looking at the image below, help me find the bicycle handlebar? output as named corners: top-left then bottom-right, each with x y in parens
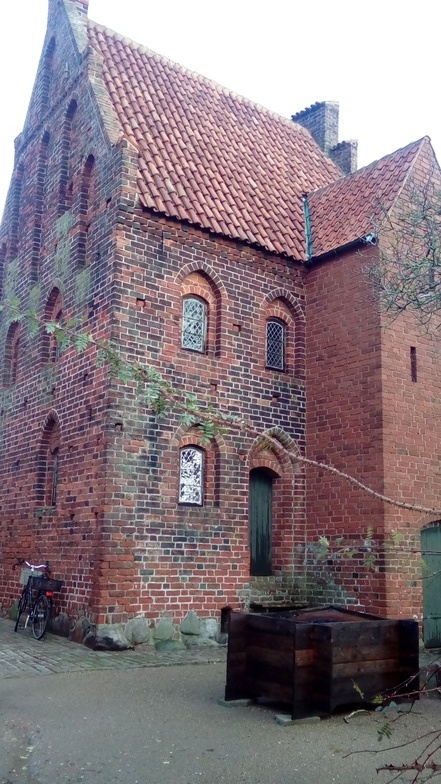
top-left (13, 558), bottom-right (50, 573)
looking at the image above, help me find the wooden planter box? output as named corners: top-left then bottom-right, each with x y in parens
top-left (225, 606), bottom-right (419, 719)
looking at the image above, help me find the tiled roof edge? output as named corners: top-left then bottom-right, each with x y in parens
top-left (309, 136), bottom-right (429, 201)
top-left (385, 136), bottom-right (436, 222)
top-left (87, 20), bottom-right (315, 140)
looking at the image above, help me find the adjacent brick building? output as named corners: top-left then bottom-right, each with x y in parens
top-left (1, 0), bottom-right (440, 644)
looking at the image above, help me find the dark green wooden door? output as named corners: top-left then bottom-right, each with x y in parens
top-left (249, 469), bottom-right (273, 576)
top-left (421, 524), bottom-right (441, 648)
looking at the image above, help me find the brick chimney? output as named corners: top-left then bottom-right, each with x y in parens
top-left (292, 101), bottom-right (358, 175)
top-left (329, 139), bottom-right (358, 177)
top-left (73, 0), bottom-right (89, 14)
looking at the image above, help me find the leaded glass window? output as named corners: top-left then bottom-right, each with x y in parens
top-left (266, 319), bottom-right (285, 370)
top-left (179, 446), bottom-right (204, 505)
top-left (182, 297), bottom-right (207, 352)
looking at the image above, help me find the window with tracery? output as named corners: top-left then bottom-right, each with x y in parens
top-left (266, 318), bottom-right (285, 370)
top-left (179, 446), bottom-right (204, 505)
top-left (181, 297), bottom-right (207, 352)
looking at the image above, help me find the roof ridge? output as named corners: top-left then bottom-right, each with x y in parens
top-left (386, 137), bottom-right (433, 220)
top-left (309, 136), bottom-right (429, 200)
top-left (87, 19), bottom-right (314, 140)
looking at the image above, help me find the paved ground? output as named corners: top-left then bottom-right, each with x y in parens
top-left (1, 616), bottom-right (441, 784)
top-left (0, 617), bottom-right (226, 679)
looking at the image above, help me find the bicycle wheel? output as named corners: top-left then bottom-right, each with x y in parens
top-left (14, 591), bottom-right (29, 632)
top-left (31, 594), bottom-right (50, 640)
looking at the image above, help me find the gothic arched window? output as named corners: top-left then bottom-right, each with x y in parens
top-left (179, 446), bottom-right (204, 505)
top-left (265, 318), bottom-right (286, 370)
top-left (181, 296), bottom-right (207, 353)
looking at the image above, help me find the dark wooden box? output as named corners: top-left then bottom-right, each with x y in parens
top-left (225, 606), bottom-right (419, 719)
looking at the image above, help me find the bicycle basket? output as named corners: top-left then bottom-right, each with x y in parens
top-left (38, 578), bottom-right (64, 592)
top-left (25, 575), bottom-right (64, 592)
top-left (20, 568), bottom-right (43, 585)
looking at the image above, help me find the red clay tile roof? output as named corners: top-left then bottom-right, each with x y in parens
top-left (308, 138), bottom-right (428, 257)
top-left (87, 22), bottom-right (341, 259)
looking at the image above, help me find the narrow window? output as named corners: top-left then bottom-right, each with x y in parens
top-left (50, 304), bottom-right (63, 362)
top-left (410, 347), bottom-right (417, 382)
top-left (11, 329), bottom-right (20, 383)
top-left (49, 447), bottom-right (59, 506)
top-left (41, 38), bottom-right (56, 113)
top-left (266, 319), bottom-right (285, 370)
top-left (0, 242), bottom-right (6, 299)
top-left (58, 100), bottom-right (77, 216)
top-left (31, 132), bottom-right (50, 282)
top-left (43, 289), bottom-right (63, 364)
top-left (179, 446), bottom-right (204, 505)
top-left (3, 322), bottom-right (20, 386)
top-left (182, 297), bottom-right (207, 352)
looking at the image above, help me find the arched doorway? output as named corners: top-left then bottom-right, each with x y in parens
top-left (249, 468), bottom-right (274, 576)
top-left (421, 523), bottom-right (441, 647)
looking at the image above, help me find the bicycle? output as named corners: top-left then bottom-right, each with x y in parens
top-left (13, 558), bottom-right (64, 640)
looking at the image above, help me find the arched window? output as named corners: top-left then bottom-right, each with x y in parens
top-left (77, 154), bottom-right (95, 267)
top-left (58, 100), bottom-right (77, 216)
top-left (181, 296), bottom-right (207, 353)
top-left (179, 446), bottom-right (204, 505)
top-left (42, 288), bottom-right (63, 363)
top-left (265, 318), bottom-right (286, 370)
top-left (48, 446), bottom-right (60, 506)
top-left (50, 300), bottom-right (63, 362)
top-left (0, 242), bottom-right (6, 299)
top-left (3, 321), bottom-right (21, 386)
top-left (9, 164), bottom-right (24, 260)
top-left (31, 132), bottom-right (50, 282)
top-left (37, 413), bottom-right (61, 508)
top-left (41, 38), bottom-right (56, 114)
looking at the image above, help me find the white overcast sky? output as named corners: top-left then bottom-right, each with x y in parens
top-left (1, 0), bottom-right (440, 216)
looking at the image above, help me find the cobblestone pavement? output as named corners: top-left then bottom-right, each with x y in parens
top-left (0, 616), bottom-right (227, 679)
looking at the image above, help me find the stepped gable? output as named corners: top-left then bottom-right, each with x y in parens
top-left (308, 137), bottom-right (428, 258)
top-left (87, 21), bottom-right (341, 260)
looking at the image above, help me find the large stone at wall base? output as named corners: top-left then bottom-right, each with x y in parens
top-left (83, 624), bottom-right (133, 651)
top-left (180, 610), bottom-right (200, 636)
top-left (125, 617), bottom-right (151, 645)
top-left (68, 618), bottom-right (92, 644)
top-left (155, 639), bottom-right (186, 652)
top-left (152, 618), bottom-right (175, 641)
top-left (200, 618), bottom-right (218, 639)
top-left (8, 601), bottom-right (19, 621)
top-left (50, 613), bottom-right (71, 638)
top-left (182, 633), bottom-right (219, 648)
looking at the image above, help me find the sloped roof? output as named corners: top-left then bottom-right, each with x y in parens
top-left (308, 138), bottom-right (428, 258)
top-left (87, 22), bottom-right (341, 259)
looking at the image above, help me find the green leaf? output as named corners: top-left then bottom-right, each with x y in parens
top-left (352, 680), bottom-right (364, 700)
top-left (377, 722), bottom-right (393, 743)
top-left (74, 333), bottom-right (91, 352)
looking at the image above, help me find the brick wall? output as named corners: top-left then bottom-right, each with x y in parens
top-left (0, 2), bottom-right (310, 624)
top-left (0, 1), bottom-right (123, 621)
top-left (306, 240), bottom-right (441, 619)
top-left (306, 243), bottom-right (388, 612)
top-left (91, 208), bottom-right (308, 624)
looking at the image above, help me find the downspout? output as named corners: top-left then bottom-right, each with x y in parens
top-left (302, 193), bottom-right (313, 260)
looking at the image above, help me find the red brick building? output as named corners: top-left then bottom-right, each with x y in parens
top-left (1, 0), bottom-right (440, 645)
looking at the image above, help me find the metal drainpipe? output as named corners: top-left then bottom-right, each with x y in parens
top-left (302, 194), bottom-right (313, 260)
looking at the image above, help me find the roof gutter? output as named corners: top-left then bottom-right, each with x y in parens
top-left (305, 232), bottom-right (377, 266)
